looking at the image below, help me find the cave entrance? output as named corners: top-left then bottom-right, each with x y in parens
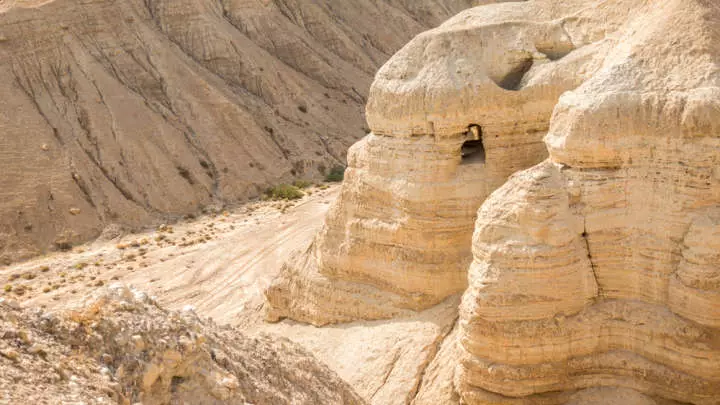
top-left (461, 125), bottom-right (485, 164)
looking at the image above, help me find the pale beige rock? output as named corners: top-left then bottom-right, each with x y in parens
top-left (255, 295), bottom-right (459, 405)
top-left (267, 0), bottom-right (720, 403)
top-left (0, 0), bottom-right (475, 263)
top-left (411, 322), bottom-right (461, 405)
top-left (265, 0), bottom-right (614, 325)
top-left (457, 0), bottom-right (720, 404)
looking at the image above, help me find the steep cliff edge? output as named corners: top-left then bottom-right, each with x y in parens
top-left (0, 0), bottom-right (475, 263)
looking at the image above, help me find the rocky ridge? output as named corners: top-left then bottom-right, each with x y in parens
top-left (457, 0), bottom-right (720, 403)
top-left (266, 0), bottom-right (614, 324)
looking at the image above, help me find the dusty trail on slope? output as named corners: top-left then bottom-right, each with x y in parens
top-left (2, 184), bottom-right (339, 325)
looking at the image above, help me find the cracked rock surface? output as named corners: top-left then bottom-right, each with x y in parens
top-left (458, 0), bottom-right (720, 403)
top-left (265, 0), bottom-right (613, 324)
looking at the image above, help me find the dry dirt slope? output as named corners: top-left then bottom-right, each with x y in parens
top-left (0, 0), bottom-right (477, 262)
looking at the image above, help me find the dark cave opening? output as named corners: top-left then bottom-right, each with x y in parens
top-left (461, 125), bottom-right (485, 164)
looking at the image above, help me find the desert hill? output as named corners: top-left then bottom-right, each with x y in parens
top-left (0, 0), bottom-right (477, 263)
top-left (0, 284), bottom-right (364, 404)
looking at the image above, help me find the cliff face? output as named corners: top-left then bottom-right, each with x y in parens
top-left (265, 0), bottom-right (610, 325)
top-left (458, 0), bottom-right (720, 403)
top-left (267, 0), bottom-right (720, 403)
top-left (0, 0), bottom-right (475, 263)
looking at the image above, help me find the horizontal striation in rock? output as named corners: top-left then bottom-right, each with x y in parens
top-left (264, 0), bottom-right (624, 326)
top-left (458, 0), bottom-right (720, 403)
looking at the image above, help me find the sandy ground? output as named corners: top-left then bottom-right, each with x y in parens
top-left (0, 184), bottom-right (339, 325)
top-left (0, 182), bottom-right (458, 405)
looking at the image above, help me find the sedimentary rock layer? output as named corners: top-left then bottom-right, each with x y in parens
top-left (457, 0), bottom-right (720, 403)
top-left (266, 0), bottom-right (618, 325)
top-left (0, 0), bottom-right (474, 263)
top-left (268, 0), bottom-right (720, 403)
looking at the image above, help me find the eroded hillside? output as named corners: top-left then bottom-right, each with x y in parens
top-left (0, 0), bottom-right (477, 263)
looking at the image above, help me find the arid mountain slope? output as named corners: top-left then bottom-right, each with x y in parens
top-left (0, 0), bottom-right (476, 263)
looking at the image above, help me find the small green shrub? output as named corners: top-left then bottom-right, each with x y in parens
top-left (292, 180), bottom-right (312, 189)
top-left (265, 184), bottom-right (304, 201)
top-left (325, 165), bottom-right (346, 182)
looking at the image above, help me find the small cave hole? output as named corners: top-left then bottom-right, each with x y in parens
top-left (171, 376), bottom-right (185, 393)
top-left (497, 58), bottom-right (534, 91)
top-left (461, 125), bottom-right (485, 164)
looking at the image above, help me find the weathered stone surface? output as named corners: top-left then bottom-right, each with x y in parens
top-left (0, 0), bottom-right (475, 263)
top-left (268, 0), bottom-right (720, 403)
top-left (256, 295), bottom-right (459, 405)
top-left (265, 0), bottom-right (614, 325)
top-left (457, 0), bottom-right (720, 403)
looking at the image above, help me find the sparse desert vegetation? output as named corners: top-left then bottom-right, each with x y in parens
top-left (1, 184), bottom-right (340, 310)
top-left (265, 184), bottom-right (305, 201)
top-left (325, 165), bottom-right (346, 182)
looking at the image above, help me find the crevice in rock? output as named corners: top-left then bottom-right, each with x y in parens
top-left (261, 123), bottom-right (292, 161)
top-left (369, 347), bottom-right (402, 402)
top-left (581, 220), bottom-right (602, 298)
top-left (316, 132), bottom-right (345, 165)
top-left (12, 62), bottom-right (64, 146)
top-left (273, 0), bottom-right (299, 26)
top-left (407, 316), bottom-right (459, 404)
top-left (70, 169), bottom-right (96, 208)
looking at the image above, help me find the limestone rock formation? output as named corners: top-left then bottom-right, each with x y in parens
top-left (0, 285), bottom-right (364, 404)
top-left (265, 0), bottom-right (611, 325)
top-left (0, 0), bottom-right (476, 263)
top-left (267, 0), bottom-right (720, 403)
top-left (456, 0), bottom-right (720, 404)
